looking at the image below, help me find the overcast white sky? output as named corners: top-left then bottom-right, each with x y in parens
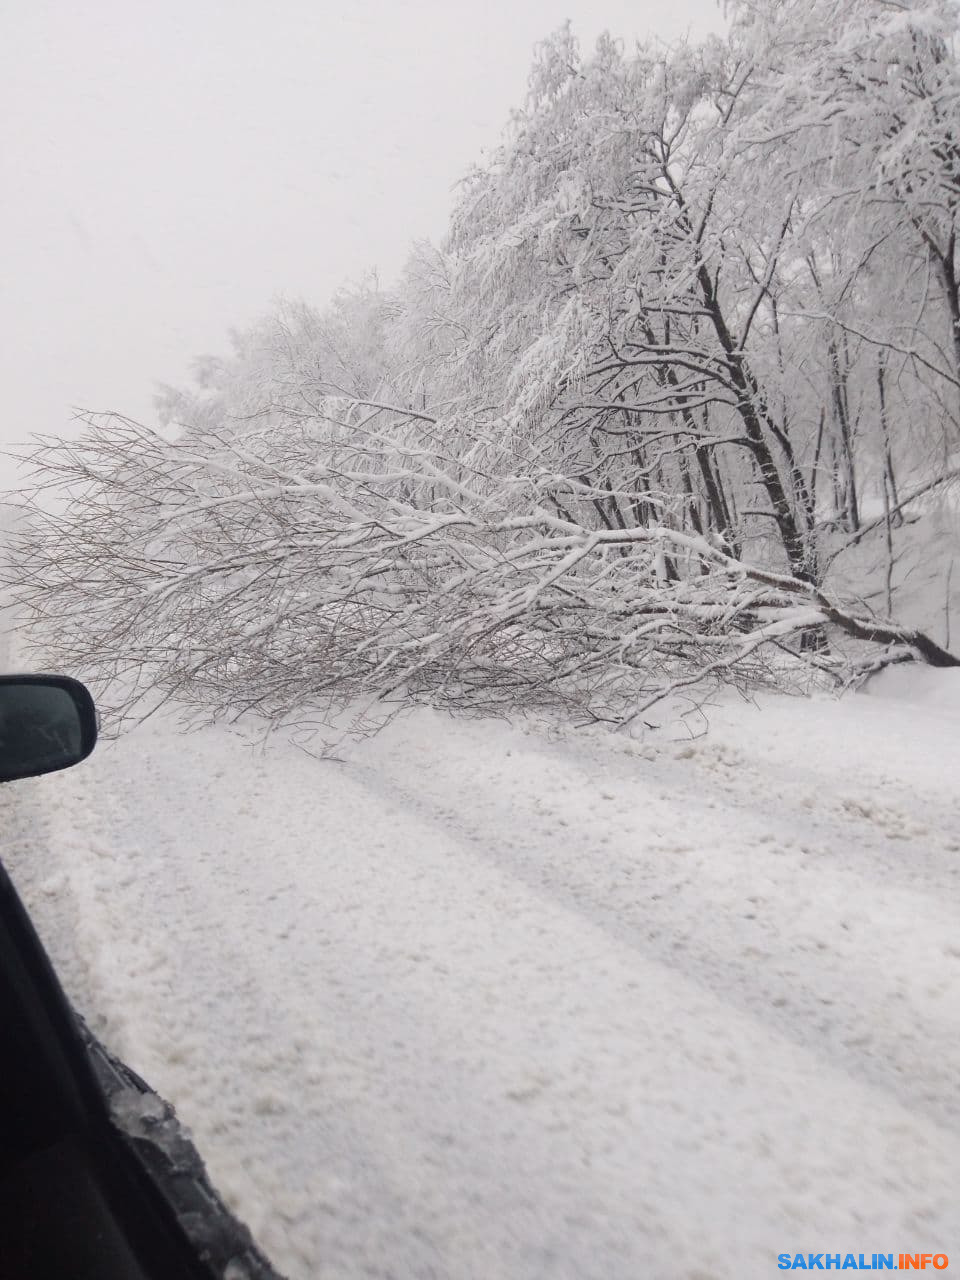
top-left (1, 0), bottom-right (723, 487)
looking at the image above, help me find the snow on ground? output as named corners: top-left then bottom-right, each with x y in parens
top-left (2, 672), bottom-right (959, 1278)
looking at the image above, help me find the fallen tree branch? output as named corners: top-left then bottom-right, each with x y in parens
top-left (3, 413), bottom-right (956, 742)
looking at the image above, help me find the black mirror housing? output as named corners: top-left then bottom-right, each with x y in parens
top-left (0, 675), bottom-right (98, 783)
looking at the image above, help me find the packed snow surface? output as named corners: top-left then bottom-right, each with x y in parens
top-left (3, 673), bottom-right (959, 1279)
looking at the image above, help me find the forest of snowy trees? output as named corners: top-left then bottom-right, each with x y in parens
top-left (6, 0), bottom-right (960, 735)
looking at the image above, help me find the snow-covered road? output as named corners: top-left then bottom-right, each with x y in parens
top-left (3, 677), bottom-right (959, 1279)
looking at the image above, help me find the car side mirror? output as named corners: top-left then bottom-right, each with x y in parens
top-left (0, 675), bottom-right (98, 783)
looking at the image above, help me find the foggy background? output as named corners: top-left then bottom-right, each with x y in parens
top-left (1, 0), bottom-right (721, 488)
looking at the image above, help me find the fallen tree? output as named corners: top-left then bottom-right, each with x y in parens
top-left (3, 412), bottom-right (956, 740)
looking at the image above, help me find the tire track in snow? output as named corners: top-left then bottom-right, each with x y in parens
top-left (349, 709), bottom-right (960, 1132)
top-left (25, 728), bottom-right (466, 1279)
top-left (5, 697), bottom-right (960, 1279)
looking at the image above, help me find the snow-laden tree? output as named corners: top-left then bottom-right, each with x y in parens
top-left (436, 27), bottom-right (832, 586)
top-left (9, 403), bottom-right (957, 739)
top-left (5, 9), bottom-right (959, 739)
top-left (727, 0), bottom-right (960, 455)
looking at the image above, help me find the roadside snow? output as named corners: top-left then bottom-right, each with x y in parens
top-left (2, 678), bottom-right (959, 1279)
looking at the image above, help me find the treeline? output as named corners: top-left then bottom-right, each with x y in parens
top-left (7, 0), bottom-right (960, 735)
